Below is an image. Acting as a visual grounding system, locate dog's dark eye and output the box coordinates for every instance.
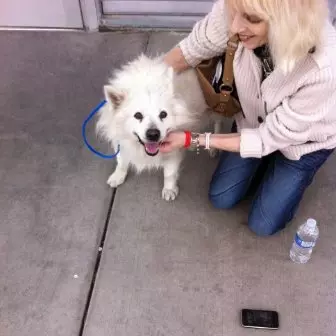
[159,111,167,119]
[134,112,143,121]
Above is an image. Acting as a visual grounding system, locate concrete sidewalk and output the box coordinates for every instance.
[1,30,336,336]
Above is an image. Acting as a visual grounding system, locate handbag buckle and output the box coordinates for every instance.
[219,84,233,94]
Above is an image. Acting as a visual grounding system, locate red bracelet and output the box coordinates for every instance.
[184,131,191,148]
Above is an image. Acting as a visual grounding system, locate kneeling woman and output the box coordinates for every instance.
[161,0,336,236]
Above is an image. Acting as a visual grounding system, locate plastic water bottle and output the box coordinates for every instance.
[290,218,319,264]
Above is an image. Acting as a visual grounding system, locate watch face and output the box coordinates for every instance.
[190,133,200,152]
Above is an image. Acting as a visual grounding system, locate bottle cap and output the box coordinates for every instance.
[306,218,317,229]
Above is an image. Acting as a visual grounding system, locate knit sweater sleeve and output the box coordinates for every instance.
[178,0,229,67]
[240,69,336,158]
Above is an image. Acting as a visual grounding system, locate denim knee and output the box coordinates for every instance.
[248,204,286,236]
[208,188,241,210]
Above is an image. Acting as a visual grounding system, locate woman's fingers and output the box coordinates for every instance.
[159,141,172,152]
[159,131,185,153]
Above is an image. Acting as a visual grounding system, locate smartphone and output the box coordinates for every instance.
[241,309,279,330]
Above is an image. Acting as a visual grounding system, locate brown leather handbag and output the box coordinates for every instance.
[195,34,241,117]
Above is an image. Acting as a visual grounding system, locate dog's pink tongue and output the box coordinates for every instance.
[145,142,159,154]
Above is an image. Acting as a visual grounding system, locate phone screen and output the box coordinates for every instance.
[241,309,279,329]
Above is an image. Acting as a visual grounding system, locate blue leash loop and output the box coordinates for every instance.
[82,99,120,159]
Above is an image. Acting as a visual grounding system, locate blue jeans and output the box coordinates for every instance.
[209,148,334,236]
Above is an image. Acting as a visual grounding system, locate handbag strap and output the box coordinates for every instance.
[219,34,239,102]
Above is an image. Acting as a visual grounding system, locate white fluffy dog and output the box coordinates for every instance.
[96,54,221,201]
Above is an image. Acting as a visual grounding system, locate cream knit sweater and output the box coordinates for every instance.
[179,0,336,160]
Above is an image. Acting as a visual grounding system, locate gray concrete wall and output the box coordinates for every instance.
[0,0,83,28]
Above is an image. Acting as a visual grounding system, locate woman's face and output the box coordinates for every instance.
[229,10,268,49]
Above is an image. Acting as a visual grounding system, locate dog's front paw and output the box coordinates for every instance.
[162,186,179,201]
[107,171,126,188]
[209,148,219,158]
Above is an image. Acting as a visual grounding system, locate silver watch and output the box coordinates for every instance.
[189,133,200,154]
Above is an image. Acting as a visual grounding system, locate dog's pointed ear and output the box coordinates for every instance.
[104,85,124,108]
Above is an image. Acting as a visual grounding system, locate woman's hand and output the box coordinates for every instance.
[160,131,241,154]
[163,47,190,73]
[159,131,186,153]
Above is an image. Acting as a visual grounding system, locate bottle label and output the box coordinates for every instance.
[295,234,316,248]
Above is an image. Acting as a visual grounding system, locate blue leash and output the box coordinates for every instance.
[82,99,120,159]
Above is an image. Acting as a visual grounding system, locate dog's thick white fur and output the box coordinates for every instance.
[96,54,222,201]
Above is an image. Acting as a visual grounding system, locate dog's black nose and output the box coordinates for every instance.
[146,129,161,142]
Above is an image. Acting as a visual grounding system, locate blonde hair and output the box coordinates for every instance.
[226,0,329,74]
